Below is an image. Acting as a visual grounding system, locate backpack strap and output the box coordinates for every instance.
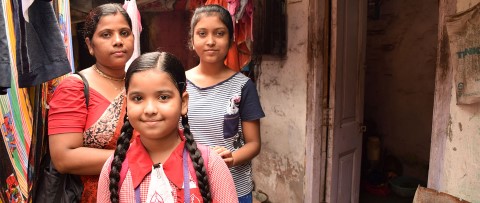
[197,144,210,172]
[75,72,89,107]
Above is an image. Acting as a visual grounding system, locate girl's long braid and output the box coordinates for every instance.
[109,116,134,203]
[181,115,211,203]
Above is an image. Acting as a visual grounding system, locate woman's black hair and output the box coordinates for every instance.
[109,52,211,203]
[83,3,132,40]
[189,4,234,49]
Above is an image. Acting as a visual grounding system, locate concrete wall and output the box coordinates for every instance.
[430,1,480,201]
[252,1,309,202]
[364,0,438,182]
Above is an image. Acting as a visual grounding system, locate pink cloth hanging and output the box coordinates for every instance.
[124,0,142,71]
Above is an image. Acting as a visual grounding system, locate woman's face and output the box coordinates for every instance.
[86,13,134,70]
[126,69,188,140]
[192,15,230,65]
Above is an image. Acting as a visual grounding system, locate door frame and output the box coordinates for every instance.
[305,0,330,202]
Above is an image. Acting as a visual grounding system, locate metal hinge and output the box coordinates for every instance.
[360,125,367,133]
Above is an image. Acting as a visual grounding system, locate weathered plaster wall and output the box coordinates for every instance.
[430,0,480,202]
[252,1,309,202]
[457,0,480,11]
[364,0,437,182]
[438,1,480,201]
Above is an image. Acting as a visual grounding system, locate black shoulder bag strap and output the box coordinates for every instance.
[75,72,89,107]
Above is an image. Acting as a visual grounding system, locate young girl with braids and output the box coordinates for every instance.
[96,51,238,203]
[186,5,265,203]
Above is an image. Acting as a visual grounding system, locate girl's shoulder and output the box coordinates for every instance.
[216,72,250,88]
[196,144,211,164]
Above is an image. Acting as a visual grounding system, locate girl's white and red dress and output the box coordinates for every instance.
[96,133,238,203]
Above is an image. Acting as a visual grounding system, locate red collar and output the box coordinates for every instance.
[126,131,187,189]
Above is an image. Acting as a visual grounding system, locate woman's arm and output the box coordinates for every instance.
[49,132,113,175]
[48,76,114,175]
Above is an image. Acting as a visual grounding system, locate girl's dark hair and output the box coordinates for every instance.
[83,3,132,40]
[189,4,234,48]
[109,52,211,203]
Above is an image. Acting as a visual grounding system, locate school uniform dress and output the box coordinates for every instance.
[97,134,238,203]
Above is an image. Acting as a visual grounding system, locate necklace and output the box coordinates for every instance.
[93,65,125,81]
[92,65,125,91]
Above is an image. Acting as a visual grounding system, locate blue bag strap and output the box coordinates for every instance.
[183,147,191,203]
[135,187,141,203]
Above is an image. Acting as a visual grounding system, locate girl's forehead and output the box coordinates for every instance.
[195,15,226,28]
[127,69,178,93]
[130,69,171,83]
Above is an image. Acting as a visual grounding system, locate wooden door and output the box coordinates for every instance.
[327,0,367,202]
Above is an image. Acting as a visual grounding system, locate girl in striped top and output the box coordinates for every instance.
[186,4,265,203]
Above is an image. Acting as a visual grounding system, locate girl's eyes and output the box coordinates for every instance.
[197,31,206,37]
[159,95,170,101]
[130,95,170,102]
[196,30,226,37]
[131,95,143,102]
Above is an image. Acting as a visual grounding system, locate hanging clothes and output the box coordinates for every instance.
[11,0,29,81]
[17,0,71,87]
[56,0,75,72]
[20,0,32,22]
[0,130,19,202]
[124,0,142,71]
[205,0,227,7]
[0,0,33,200]
[0,0,11,95]
[186,0,206,10]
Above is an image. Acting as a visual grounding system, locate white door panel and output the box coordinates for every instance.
[327,0,367,202]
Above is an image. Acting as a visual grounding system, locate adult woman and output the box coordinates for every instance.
[47,4,134,202]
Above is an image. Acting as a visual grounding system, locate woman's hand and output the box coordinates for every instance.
[212,146,235,168]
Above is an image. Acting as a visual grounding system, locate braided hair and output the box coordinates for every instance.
[181,115,211,202]
[108,116,134,203]
[108,52,211,203]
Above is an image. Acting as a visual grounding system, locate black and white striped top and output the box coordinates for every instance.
[186,72,265,197]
